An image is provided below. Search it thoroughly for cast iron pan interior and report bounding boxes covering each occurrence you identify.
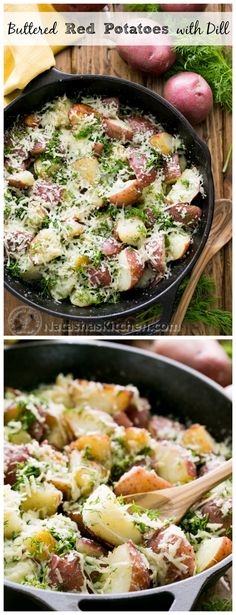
[4,71,214,321]
[4,341,232,611]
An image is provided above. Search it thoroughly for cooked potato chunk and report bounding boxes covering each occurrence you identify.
[29,229,62,265]
[64,407,116,439]
[149,132,174,155]
[124,427,151,454]
[196,536,232,573]
[167,168,200,204]
[4,485,22,538]
[115,217,147,247]
[25,528,56,561]
[72,157,100,184]
[8,170,35,189]
[5,560,39,584]
[103,118,133,141]
[182,424,216,454]
[69,379,134,414]
[69,433,111,464]
[82,485,142,546]
[20,483,62,517]
[102,540,150,593]
[117,247,144,291]
[68,103,100,123]
[108,179,142,207]
[167,231,191,261]
[148,524,195,584]
[153,441,196,484]
[114,466,171,496]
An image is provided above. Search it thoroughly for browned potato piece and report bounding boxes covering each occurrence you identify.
[69,380,133,415]
[114,466,171,496]
[72,157,100,184]
[126,398,151,429]
[182,424,216,454]
[25,529,56,561]
[149,415,184,441]
[117,248,144,291]
[124,427,150,454]
[167,203,202,226]
[69,433,111,464]
[47,552,85,592]
[108,180,142,207]
[103,118,134,141]
[196,536,232,573]
[163,154,181,184]
[149,132,173,155]
[24,114,40,127]
[68,103,100,124]
[76,537,108,558]
[8,170,35,189]
[147,524,195,584]
[153,440,197,484]
[113,411,133,428]
[104,540,150,593]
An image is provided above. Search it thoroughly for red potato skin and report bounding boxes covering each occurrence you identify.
[163,154,181,184]
[149,415,184,440]
[47,552,84,592]
[163,72,213,125]
[4,446,30,485]
[127,540,151,591]
[166,203,202,226]
[121,248,145,288]
[102,96,120,114]
[128,148,157,187]
[151,340,232,387]
[23,114,40,128]
[30,140,47,155]
[113,411,133,428]
[31,179,63,207]
[200,498,232,531]
[118,45,176,76]
[102,118,134,141]
[88,265,111,288]
[76,537,108,558]
[4,230,34,257]
[148,525,195,583]
[199,455,226,477]
[101,238,122,256]
[145,234,166,273]
[114,466,171,496]
[68,103,100,123]
[127,116,157,136]
[109,180,142,207]
[126,398,151,429]
[93,143,104,156]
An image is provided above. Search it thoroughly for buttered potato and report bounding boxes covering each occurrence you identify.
[4,374,231,597]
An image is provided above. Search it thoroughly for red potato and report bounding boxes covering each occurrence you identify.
[88,264,112,288]
[68,103,100,124]
[30,140,47,155]
[128,148,157,187]
[102,96,120,115]
[103,118,134,141]
[126,398,151,429]
[199,454,226,477]
[93,142,104,156]
[115,217,146,247]
[23,114,40,128]
[163,154,181,184]
[105,540,150,593]
[144,233,166,273]
[4,446,30,485]
[114,466,171,496]
[149,415,184,441]
[4,230,34,257]
[101,238,122,256]
[200,497,232,531]
[117,248,144,291]
[124,427,150,454]
[76,537,108,558]
[118,45,176,76]
[8,170,34,189]
[164,72,213,125]
[113,411,133,428]
[108,180,142,207]
[147,524,195,584]
[47,552,85,592]
[67,510,90,536]
[160,4,207,11]
[152,340,232,387]
[182,423,216,454]
[166,203,202,226]
[196,536,232,573]
[31,179,63,208]
[153,440,197,484]
[127,115,157,136]
[167,231,191,261]
[149,132,173,155]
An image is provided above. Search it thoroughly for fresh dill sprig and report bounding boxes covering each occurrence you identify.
[125,4,160,11]
[201,598,232,611]
[165,46,232,112]
[176,274,232,335]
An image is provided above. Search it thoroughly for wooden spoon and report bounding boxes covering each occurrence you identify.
[124,458,232,523]
[170,198,232,334]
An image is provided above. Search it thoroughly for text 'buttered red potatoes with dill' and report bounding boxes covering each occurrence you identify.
[4,375,232,593]
[4,95,203,307]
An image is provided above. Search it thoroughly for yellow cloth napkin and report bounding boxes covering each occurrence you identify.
[4,4,66,104]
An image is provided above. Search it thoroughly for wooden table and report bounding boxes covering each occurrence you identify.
[4,4,232,336]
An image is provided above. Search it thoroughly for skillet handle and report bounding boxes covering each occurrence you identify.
[130,282,179,336]
[23,67,73,95]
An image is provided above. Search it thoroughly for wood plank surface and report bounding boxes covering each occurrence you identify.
[4,4,232,337]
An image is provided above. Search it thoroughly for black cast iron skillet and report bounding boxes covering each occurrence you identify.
[4,341,232,611]
[4,68,214,333]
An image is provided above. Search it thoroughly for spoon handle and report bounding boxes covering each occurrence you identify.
[177,458,232,508]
